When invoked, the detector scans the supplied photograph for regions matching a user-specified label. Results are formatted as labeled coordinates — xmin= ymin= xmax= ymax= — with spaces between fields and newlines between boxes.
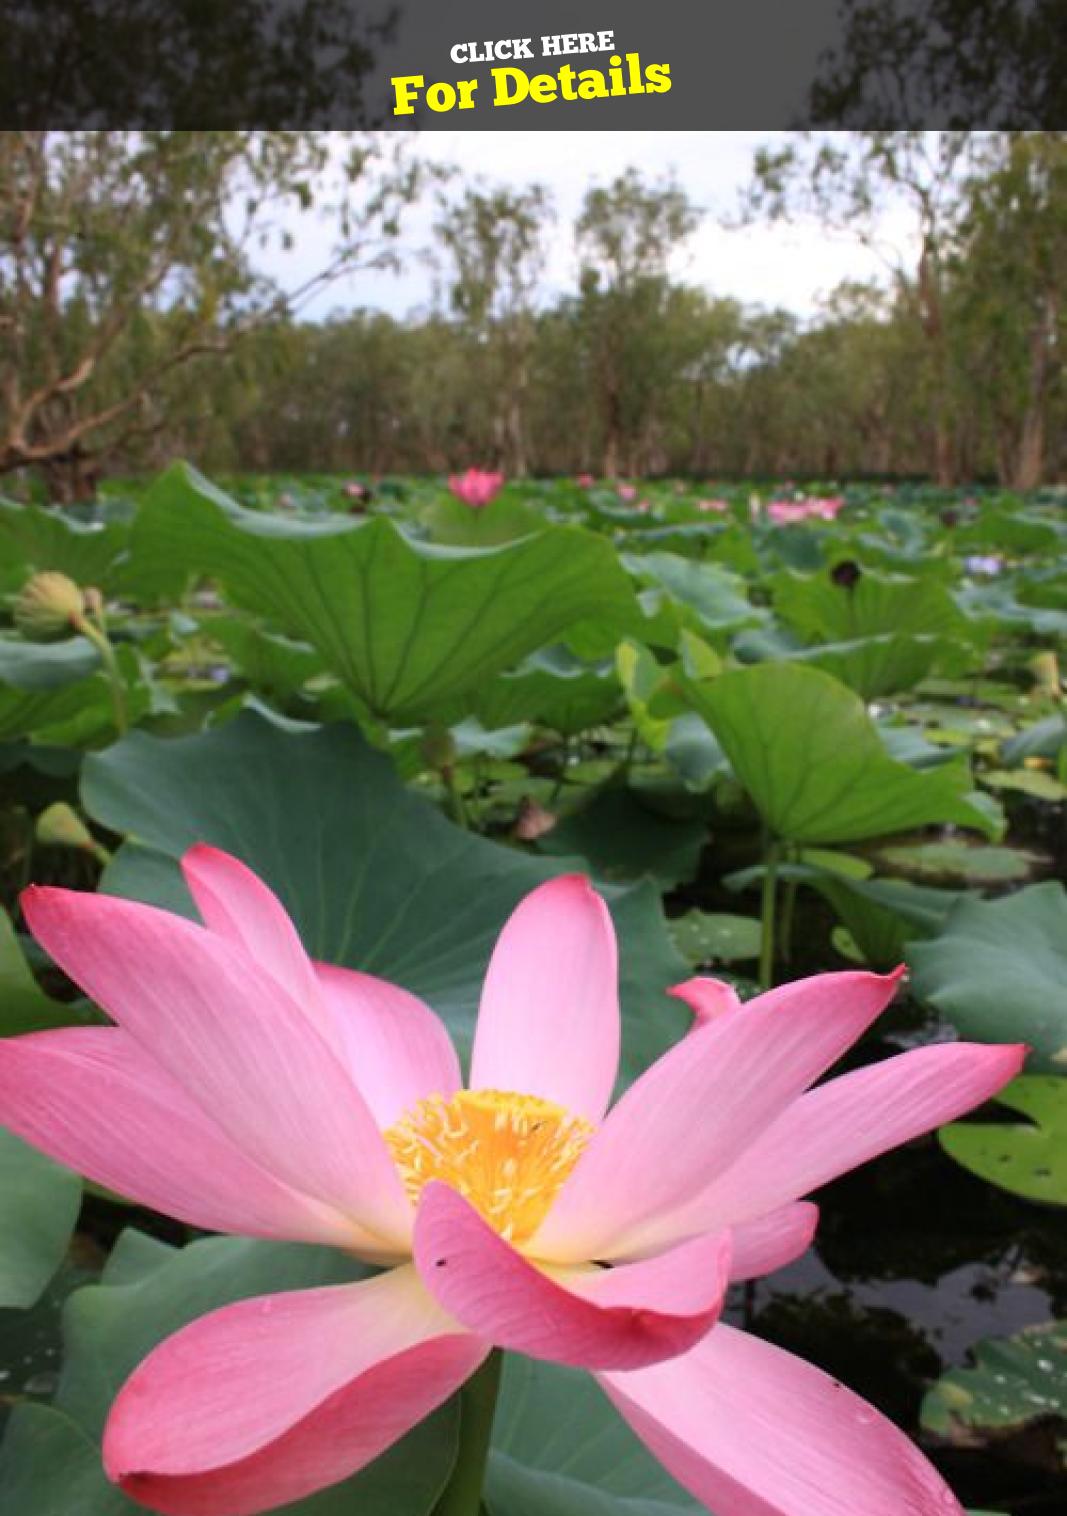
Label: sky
xmin=272 ymin=131 xmax=918 ymax=325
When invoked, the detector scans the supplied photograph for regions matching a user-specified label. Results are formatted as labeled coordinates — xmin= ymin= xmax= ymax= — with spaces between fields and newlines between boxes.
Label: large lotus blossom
xmin=448 ymin=468 xmax=504 ymax=508
xmin=0 ymin=849 xmax=1024 ymax=1516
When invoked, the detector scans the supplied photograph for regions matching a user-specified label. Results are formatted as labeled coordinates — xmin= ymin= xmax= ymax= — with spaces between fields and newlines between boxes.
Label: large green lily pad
xmin=0 ymin=1229 xmax=458 ymax=1516
xmin=487 ymin=1356 xmax=698 ymax=1516
xmin=0 ymin=1131 xmax=81 ymax=1309
xmin=81 ymin=712 xmax=691 ymax=1087
xmin=126 ymin=463 xmax=639 ymax=724
xmin=680 ymin=663 xmax=997 ymax=846
xmin=940 ymin=1076 xmax=1067 ymax=1206
xmin=908 ymin=883 xmax=1067 ymax=1072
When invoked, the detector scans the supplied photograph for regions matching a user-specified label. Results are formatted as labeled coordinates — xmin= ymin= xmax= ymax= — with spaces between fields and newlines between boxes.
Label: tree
xmin=0 ymin=131 xmax=416 ymax=500
xmin=949 ymin=133 xmax=1067 ymax=487
xmin=574 ymin=169 xmax=701 ymax=476
xmin=433 ymin=185 xmax=553 ymax=475
xmin=744 ymin=131 xmax=978 ymax=483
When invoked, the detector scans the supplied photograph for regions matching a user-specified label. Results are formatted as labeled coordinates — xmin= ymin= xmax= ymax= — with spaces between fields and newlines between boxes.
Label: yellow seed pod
xmin=12 ymin=572 xmax=85 ymax=642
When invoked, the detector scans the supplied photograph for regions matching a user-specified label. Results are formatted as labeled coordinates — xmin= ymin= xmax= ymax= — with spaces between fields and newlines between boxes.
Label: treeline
xmin=3 ymin=132 xmax=1066 ymax=498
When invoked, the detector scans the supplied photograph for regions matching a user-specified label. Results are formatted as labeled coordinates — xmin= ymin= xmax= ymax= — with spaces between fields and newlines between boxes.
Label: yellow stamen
xmin=384 ymin=1089 xmax=592 ymax=1244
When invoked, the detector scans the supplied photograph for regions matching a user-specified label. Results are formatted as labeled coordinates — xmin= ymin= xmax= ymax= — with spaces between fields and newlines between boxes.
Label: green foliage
xmin=940 ymin=1076 xmax=1067 ymax=1206
xmin=909 ymin=883 xmax=1067 ymax=1071
xmin=127 ymin=464 xmax=639 ymax=724
xmin=922 ymin=1321 xmax=1067 ymax=1453
xmin=0 ymin=1131 xmax=81 ymax=1309
xmin=679 ymin=662 xmax=998 ymax=845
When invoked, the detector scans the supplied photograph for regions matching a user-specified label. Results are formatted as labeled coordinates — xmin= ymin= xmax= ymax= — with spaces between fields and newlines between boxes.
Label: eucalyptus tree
xmin=743 ymin=131 xmax=977 ymax=483
xmin=0 ymin=131 xmax=416 ymax=500
xmin=574 ymin=169 xmax=701 ymax=477
xmin=433 ymin=185 xmax=553 ymax=476
xmin=949 ymin=132 xmax=1067 ymax=488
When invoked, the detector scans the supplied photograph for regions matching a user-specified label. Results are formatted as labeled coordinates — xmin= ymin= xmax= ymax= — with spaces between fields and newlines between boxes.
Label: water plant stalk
xmin=434 ymin=1350 xmax=503 ymax=1516
xmin=759 ymin=839 xmax=780 ymax=990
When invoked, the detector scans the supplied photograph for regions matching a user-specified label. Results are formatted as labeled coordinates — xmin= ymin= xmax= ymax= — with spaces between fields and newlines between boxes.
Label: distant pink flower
xmin=1 ymin=850 xmax=1023 ymax=1515
xmin=696 ymin=498 xmax=729 ymax=513
xmin=617 ymin=483 xmax=638 ymax=501
xmin=449 ymin=469 xmax=504 ymax=509
xmin=767 ymin=496 xmax=845 ymax=526
xmin=342 ymin=481 xmax=368 ymax=502
xmin=634 ymin=499 xmax=652 ymax=514
xmin=576 ymin=473 xmax=596 ymax=488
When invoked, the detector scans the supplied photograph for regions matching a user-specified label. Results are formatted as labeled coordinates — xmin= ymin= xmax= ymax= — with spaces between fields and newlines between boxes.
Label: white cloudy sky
xmin=275 ymin=131 xmax=917 ymax=324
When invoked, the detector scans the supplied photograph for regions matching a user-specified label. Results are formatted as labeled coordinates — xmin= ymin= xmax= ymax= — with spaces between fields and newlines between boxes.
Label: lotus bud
xmin=13 ymin=572 xmax=86 ymax=641
xmin=35 ymin=802 xmax=110 ymax=863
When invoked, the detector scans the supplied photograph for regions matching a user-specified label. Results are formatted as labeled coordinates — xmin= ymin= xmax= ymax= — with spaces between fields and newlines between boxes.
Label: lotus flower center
xmin=384 ymin=1089 xmax=592 ymax=1244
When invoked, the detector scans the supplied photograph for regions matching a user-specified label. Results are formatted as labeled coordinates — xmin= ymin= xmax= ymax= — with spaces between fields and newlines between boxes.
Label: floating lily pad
xmin=669 ymin=911 xmax=762 ymax=966
xmin=922 ymin=1319 xmax=1067 ymax=1454
xmin=940 ymin=1077 xmax=1067 ymax=1206
xmin=872 ymin=840 xmax=1041 ymax=886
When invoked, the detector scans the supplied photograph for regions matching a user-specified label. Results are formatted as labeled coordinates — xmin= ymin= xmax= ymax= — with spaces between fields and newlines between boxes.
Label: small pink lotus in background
xmin=576 ymin=472 xmax=596 ymax=488
xmin=342 ymin=480 xmax=369 ymax=502
xmin=696 ymin=498 xmax=729 ymax=514
xmin=617 ymin=483 xmax=638 ymax=502
xmin=0 ymin=849 xmax=1023 ymax=1515
xmin=767 ymin=495 xmax=845 ymax=526
xmin=448 ymin=468 xmax=505 ymax=509
xmin=634 ymin=498 xmax=652 ymax=514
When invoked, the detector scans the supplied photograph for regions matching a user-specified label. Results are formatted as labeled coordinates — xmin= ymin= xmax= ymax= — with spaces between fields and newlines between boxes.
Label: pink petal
xmin=728 ymin=1204 xmax=819 ymax=1283
xmin=181 ymin=846 xmax=339 ymax=1056
xmin=669 ymin=977 xmax=742 ymax=1026
xmin=688 ymin=1040 xmax=1028 ymax=1234
xmin=104 ymin=1267 xmax=485 ymax=1516
xmin=0 ymin=1028 xmax=389 ymax=1253
xmin=600 ymin=1323 xmax=964 ymax=1515
xmin=470 ymin=876 xmax=620 ymax=1122
xmin=21 ymin=886 xmax=410 ymax=1247
xmin=412 ymin=1181 xmax=730 ymax=1371
xmin=534 ymin=969 xmax=904 ymax=1263
xmin=315 ymin=963 xmax=461 ymax=1128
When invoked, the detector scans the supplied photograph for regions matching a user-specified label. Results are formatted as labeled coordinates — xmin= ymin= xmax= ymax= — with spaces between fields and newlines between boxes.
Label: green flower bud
xmin=13 ymin=572 xmax=85 ymax=641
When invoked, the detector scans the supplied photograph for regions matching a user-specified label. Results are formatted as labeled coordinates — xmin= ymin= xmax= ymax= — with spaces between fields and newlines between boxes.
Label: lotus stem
xmin=434 ymin=1349 xmax=503 ymax=1516
xmin=75 ymin=615 xmax=128 ymax=737
xmin=759 ymin=839 xmax=780 ymax=990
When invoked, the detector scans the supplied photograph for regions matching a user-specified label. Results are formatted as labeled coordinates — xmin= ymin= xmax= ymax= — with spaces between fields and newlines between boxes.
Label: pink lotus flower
xmin=448 ymin=469 xmax=504 ymax=509
xmin=617 ymin=483 xmax=638 ymax=502
xmin=1 ymin=850 xmax=1024 ymax=1516
xmin=576 ymin=472 xmax=596 ymax=488
xmin=767 ymin=496 xmax=846 ymax=526
xmin=696 ymin=498 xmax=729 ymax=513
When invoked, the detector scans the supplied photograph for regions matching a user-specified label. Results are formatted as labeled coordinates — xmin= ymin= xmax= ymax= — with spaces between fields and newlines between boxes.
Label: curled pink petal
xmin=600 ymin=1323 xmax=964 ymax=1515
xmin=315 ymin=962 xmax=461 ymax=1128
xmin=689 ymin=1040 xmax=1029 ymax=1235
xmin=728 ymin=1203 xmax=819 ymax=1282
xmin=669 ymin=977 xmax=742 ymax=1027
xmin=21 ymin=886 xmax=410 ymax=1247
xmin=534 ymin=969 xmax=904 ymax=1263
xmin=413 ymin=1182 xmax=731 ymax=1371
xmin=0 ymin=1028 xmax=383 ymax=1252
xmin=470 ymin=875 xmax=620 ymax=1123
xmin=104 ymin=1267 xmax=485 ymax=1516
